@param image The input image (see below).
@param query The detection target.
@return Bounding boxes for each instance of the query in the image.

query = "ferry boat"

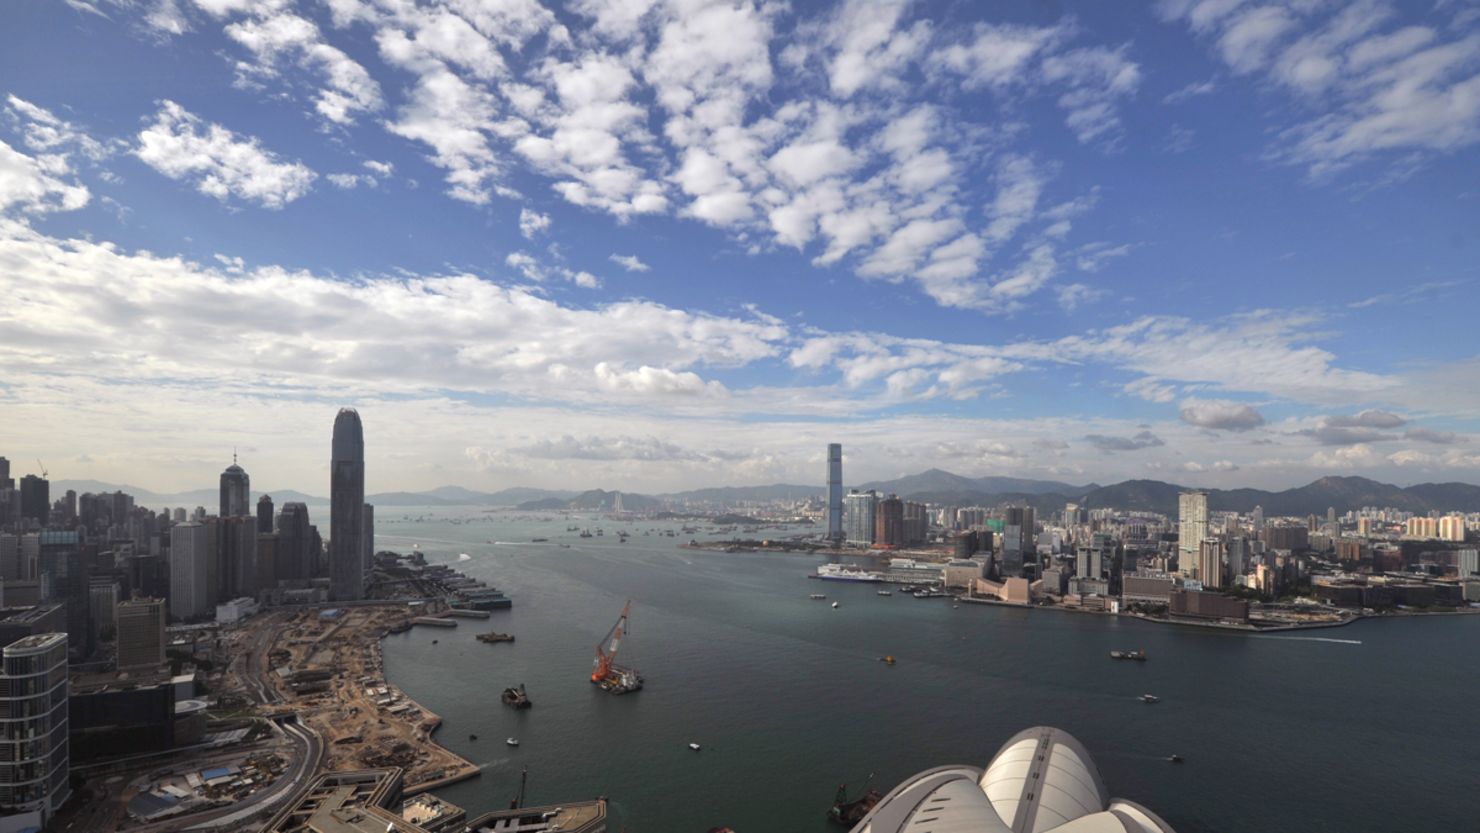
[1110,649,1147,661]
[814,563,886,583]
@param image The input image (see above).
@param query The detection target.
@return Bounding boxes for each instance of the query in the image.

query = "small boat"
[1111,649,1148,661]
[1141,694,1160,704]
[876,590,892,596]
[952,604,960,609]
[689,742,702,752]
[507,738,520,747]
[878,656,895,665]
[431,639,438,645]
[1167,754,1183,764]
[469,734,478,741]
[531,537,549,542]
[831,602,840,609]
[810,594,827,600]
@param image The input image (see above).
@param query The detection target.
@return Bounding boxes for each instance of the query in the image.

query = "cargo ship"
[591,601,643,694]
[813,563,886,583]
[477,632,515,644]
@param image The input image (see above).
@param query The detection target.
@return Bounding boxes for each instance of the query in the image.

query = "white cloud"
[1040,45,1142,145]
[519,207,551,239]
[0,140,91,215]
[134,100,315,208]
[929,21,1063,89]
[222,8,384,125]
[608,253,650,272]
[1179,397,1267,431]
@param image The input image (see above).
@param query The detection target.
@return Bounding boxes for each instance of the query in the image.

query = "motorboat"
[507,738,520,747]
[831,601,840,609]
[1141,694,1160,704]
[689,742,702,752]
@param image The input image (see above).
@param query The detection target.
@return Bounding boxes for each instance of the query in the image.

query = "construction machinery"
[591,600,643,694]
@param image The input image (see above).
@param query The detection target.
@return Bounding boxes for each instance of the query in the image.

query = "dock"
[444,609,492,619]
[411,616,458,628]
[468,799,607,833]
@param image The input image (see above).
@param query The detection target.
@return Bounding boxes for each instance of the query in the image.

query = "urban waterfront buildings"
[218,456,250,519]
[826,443,843,544]
[1178,491,1208,573]
[0,633,70,830]
[168,522,211,619]
[330,408,366,602]
[850,726,1176,833]
[843,490,877,547]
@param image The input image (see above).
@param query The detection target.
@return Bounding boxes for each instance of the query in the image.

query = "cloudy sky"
[2,0,1479,495]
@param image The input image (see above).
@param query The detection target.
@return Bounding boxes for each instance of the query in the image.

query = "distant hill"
[859,469,1094,499]
[1079,476,1480,517]
[517,489,663,512]
[662,483,820,503]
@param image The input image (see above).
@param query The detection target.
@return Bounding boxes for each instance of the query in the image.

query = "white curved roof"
[850,727,1176,833]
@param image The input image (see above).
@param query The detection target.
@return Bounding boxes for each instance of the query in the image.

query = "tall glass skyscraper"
[826,443,843,543]
[0,633,70,827]
[219,455,250,518]
[330,409,365,602]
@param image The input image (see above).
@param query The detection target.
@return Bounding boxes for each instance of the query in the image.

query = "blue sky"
[1,0,1478,494]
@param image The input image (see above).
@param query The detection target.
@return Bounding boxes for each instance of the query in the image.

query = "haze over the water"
[4,1,1479,494]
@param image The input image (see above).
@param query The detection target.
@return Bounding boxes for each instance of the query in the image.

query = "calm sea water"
[376,507,1480,833]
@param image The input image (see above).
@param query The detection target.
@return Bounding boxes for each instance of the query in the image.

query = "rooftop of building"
[265,768,415,833]
[4,632,67,654]
[0,603,62,624]
[71,666,173,693]
[849,726,1175,833]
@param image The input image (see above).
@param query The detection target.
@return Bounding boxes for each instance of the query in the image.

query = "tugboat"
[828,778,882,826]
[1141,694,1160,704]
[501,683,532,709]
[1111,649,1148,661]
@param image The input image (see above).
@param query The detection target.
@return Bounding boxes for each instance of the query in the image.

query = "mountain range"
[52,473,1480,518]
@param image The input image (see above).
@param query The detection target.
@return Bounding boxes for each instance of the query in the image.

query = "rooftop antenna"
[233,447,238,466]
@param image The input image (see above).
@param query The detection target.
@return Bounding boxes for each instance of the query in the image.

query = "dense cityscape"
[0,414,1476,832]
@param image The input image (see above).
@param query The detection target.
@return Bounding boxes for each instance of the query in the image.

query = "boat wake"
[457,553,472,562]
[1256,636,1361,645]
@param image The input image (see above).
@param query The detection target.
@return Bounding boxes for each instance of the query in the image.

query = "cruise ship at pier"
[815,563,886,582]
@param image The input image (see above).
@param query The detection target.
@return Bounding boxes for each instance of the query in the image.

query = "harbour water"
[377,508,1480,832]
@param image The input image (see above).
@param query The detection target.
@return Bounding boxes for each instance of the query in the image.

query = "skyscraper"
[826,443,843,544]
[874,494,904,548]
[843,490,877,547]
[115,597,165,671]
[169,522,212,619]
[219,454,250,518]
[276,502,313,582]
[1002,506,1035,578]
[0,633,70,827]
[19,475,48,527]
[1178,491,1209,574]
[257,494,274,534]
[362,503,375,574]
[330,408,366,602]
[1199,538,1225,588]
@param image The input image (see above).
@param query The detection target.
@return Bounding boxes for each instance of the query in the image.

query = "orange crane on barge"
[591,600,644,694]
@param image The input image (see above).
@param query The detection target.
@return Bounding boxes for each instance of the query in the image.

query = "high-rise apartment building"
[1178,491,1209,573]
[874,494,904,548]
[169,522,212,619]
[1199,538,1225,588]
[219,455,250,518]
[256,494,274,534]
[115,597,165,671]
[330,408,366,602]
[1438,515,1466,542]
[0,633,70,827]
[843,490,877,547]
[826,444,843,544]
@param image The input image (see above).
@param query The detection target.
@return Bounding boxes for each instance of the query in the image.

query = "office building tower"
[0,457,9,489]
[1227,537,1248,579]
[1002,506,1035,578]
[219,455,250,518]
[1251,504,1265,533]
[276,502,312,582]
[903,501,927,545]
[843,490,877,547]
[61,491,76,522]
[363,503,375,575]
[169,522,211,619]
[1178,491,1209,573]
[874,494,904,548]
[1199,538,1225,588]
[330,408,366,602]
[217,516,258,601]
[87,579,117,645]
[115,597,165,671]
[172,508,186,524]
[0,633,70,827]
[826,444,843,544]
[37,530,90,659]
[256,494,274,534]
[1075,546,1102,580]
[18,476,48,528]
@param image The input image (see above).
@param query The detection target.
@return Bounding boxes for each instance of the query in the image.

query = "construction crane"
[36,459,47,478]
[590,600,642,693]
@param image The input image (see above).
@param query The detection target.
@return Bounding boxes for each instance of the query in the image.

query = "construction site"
[221,602,480,795]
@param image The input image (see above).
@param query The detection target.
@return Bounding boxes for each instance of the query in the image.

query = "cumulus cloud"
[134,101,315,207]
[519,434,705,462]
[1298,411,1408,445]
[519,207,551,239]
[1179,398,1266,431]
[1084,430,1165,452]
[1325,409,1406,429]
[0,140,91,215]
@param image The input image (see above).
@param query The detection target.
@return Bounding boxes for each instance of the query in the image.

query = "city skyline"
[3,1,1479,494]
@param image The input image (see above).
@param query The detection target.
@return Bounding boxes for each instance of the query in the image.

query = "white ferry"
[815,563,886,583]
